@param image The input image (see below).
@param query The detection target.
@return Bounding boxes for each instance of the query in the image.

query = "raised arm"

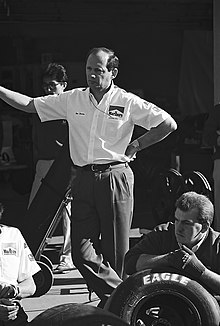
[175,245,220,295]
[0,86,36,113]
[127,249,220,295]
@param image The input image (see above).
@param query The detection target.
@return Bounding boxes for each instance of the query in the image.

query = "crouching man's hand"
[0,283,19,299]
[0,298,19,322]
[167,245,206,279]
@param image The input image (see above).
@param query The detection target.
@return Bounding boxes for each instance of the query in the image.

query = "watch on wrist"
[131,139,141,151]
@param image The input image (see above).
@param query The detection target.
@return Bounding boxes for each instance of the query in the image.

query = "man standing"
[0,47,177,307]
[28,63,74,274]
[0,203,40,324]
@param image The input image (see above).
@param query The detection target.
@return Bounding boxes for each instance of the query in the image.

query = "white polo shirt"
[34,83,171,166]
[0,225,40,286]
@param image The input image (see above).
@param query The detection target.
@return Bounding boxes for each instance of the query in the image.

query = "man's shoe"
[53,261,75,274]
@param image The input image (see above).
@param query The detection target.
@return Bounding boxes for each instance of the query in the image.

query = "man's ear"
[111,68,118,80]
[62,82,67,90]
[201,221,210,233]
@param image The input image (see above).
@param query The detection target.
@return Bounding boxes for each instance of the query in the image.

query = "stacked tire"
[29,303,129,326]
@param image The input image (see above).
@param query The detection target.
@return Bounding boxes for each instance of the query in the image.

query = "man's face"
[174,207,205,248]
[42,76,66,95]
[86,51,116,95]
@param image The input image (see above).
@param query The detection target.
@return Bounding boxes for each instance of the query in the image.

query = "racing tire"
[104,268,220,326]
[182,170,213,201]
[29,303,129,326]
[151,168,184,224]
[32,261,54,297]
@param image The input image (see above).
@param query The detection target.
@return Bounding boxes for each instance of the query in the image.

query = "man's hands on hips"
[125,140,140,160]
[167,245,206,279]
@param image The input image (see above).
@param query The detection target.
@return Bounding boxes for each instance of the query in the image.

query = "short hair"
[87,47,119,71]
[175,191,214,225]
[43,63,68,82]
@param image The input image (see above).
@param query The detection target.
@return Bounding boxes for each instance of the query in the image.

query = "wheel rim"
[151,169,183,223]
[182,171,213,200]
[33,261,54,297]
[131,292,201,326]
[40,254,53,270]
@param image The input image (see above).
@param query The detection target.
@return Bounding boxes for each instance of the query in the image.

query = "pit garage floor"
[22,235,100,322]
[22,230,141,322]
[0,180,143,322]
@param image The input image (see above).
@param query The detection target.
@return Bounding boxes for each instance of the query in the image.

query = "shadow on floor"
[54,277,85,286]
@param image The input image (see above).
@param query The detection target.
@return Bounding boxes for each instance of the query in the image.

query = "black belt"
[80,161,127,172]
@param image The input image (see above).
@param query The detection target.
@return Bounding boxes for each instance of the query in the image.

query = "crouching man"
[0,203,40,325]
[125,191,220,295]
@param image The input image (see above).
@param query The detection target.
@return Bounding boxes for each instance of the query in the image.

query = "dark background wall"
[0,0,213,114]
[0,0,214,229]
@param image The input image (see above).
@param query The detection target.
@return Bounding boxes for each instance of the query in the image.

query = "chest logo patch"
[2,243,17,256]
[108,106,124,119]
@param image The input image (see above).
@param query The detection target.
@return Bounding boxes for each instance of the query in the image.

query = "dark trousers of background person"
[71,163,134,306]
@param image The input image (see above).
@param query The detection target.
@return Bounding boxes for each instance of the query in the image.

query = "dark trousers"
[71,164,134,304]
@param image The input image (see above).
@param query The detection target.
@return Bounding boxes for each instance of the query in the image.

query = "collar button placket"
[88,109,99,163]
